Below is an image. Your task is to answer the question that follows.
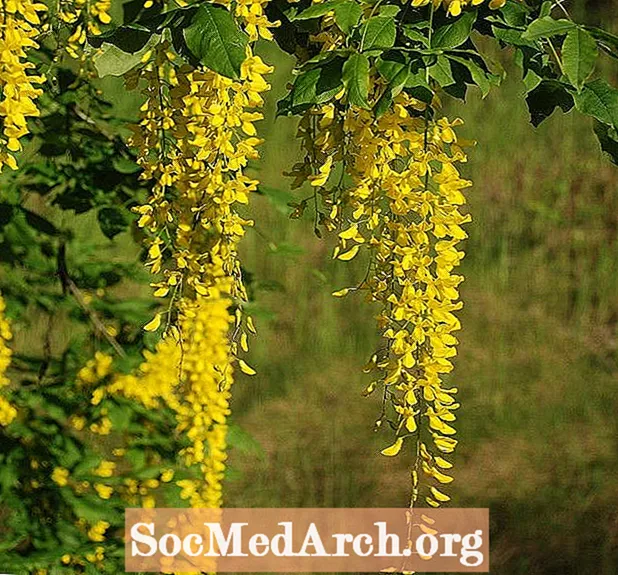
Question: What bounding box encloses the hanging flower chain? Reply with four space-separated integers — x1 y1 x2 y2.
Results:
0 0 46 171
125 4 276 508
288 60 473 506
0 293 16 426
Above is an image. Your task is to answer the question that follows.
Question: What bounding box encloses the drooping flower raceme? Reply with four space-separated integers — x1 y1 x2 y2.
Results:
0 293 17 426
58 0 112 59
0 0 46 171
106 295 234 508
289 82 472 507
130 43 272 332
125 6 275 508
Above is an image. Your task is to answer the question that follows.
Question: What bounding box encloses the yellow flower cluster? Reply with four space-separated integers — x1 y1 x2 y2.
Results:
175 296 234 508
411 0 506 17
0 293 16 426
123 3 275 511
0 0 46 172
77 351 113 385
109 296 234 508
291 88 472 507
51 466 70 486
130 43 272 318
59 0 111 59
87 520 109 542
220 0 279 41
107 337 181 409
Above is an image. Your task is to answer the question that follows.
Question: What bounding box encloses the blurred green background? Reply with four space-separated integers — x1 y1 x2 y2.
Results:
221 2 618 573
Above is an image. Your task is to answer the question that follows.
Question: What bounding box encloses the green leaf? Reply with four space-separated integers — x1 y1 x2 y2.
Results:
360 16 396 52
593 120 618 166
374 65 409 118
288 58 345 110
184 4 248 79
97 207 129 239
405 71 433 104
22 208 59 236
492 25 536 48
403 25 429 47
448 55 491 97
573 79 618 129
377 54 408 82
378 5 400 18
501 1 530 27
562 28 598 91
88 25 151 52
429 55 455 87
112 155 141 174
342 52 370 108
540 1 552 18
293 0 343 21
62 490 121 524
526 80 574 127
521 17 575 41
228 424 265 457
333 1 362 35
432 10 476 50
0 203 14 228
93 42 153 77
523 68 542 92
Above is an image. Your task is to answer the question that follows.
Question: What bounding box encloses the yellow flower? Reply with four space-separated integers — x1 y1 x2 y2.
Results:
160 469 174 482
77 352 113 385
87 520 110 542
0 0 46 171
93 460 116 478
412 0 505 14
122 5 276 514
94 483 113 499
69 415 86 430
51 467 70 487
290 76 471 506
0 293 16 426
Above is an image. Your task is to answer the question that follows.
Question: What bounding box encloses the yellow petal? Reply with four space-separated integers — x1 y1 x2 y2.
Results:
381 437 404 457
337 245 360 261
419 523 438 535
247 316 257 335
240 332 249 353
332 288 350 297
144 314 161 332
338 225 358 240
405 416 417 433
430 486 451 502
435 456 453 469
238 359 256 376
362 382 377 396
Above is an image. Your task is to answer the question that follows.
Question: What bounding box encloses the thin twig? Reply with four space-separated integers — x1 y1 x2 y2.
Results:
57 242 126 357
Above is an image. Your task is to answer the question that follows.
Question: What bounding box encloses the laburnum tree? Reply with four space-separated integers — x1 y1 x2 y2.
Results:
0 0 617 572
